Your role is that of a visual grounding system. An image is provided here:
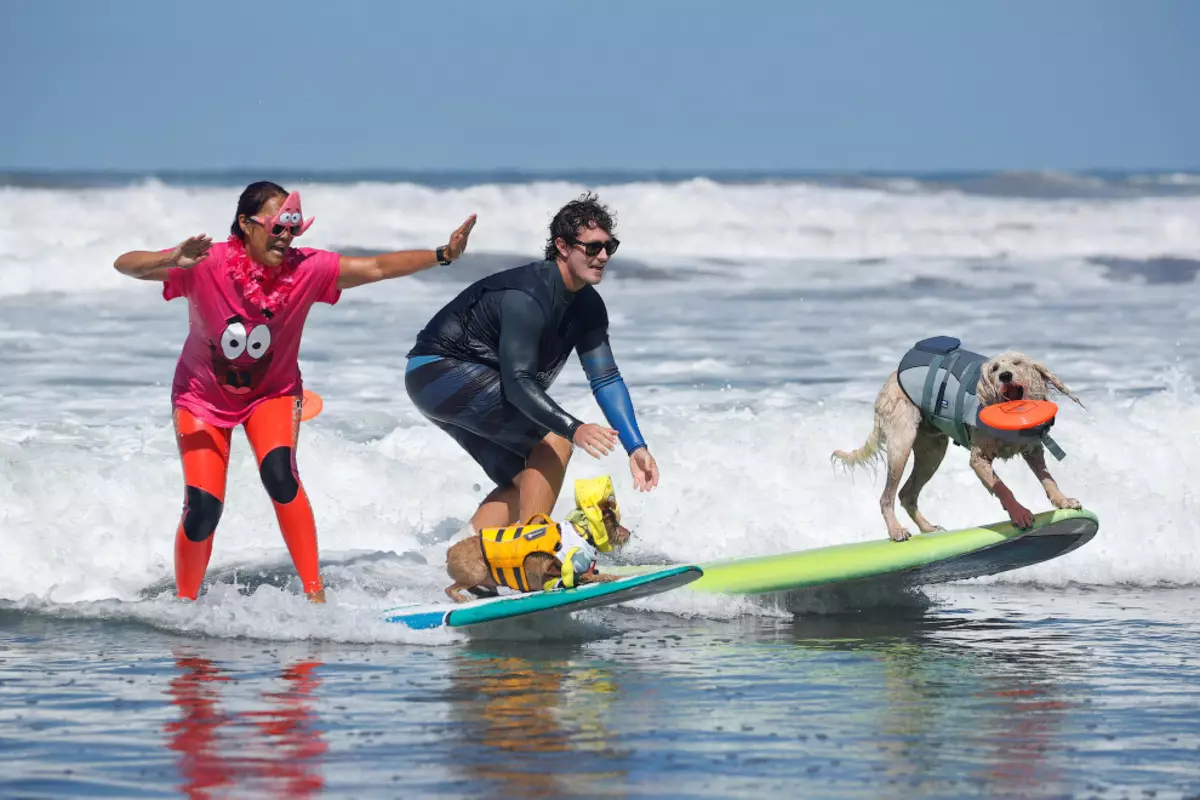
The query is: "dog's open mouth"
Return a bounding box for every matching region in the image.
[1001,383,1025,401]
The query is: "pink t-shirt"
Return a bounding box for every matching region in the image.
[162,241,342,427]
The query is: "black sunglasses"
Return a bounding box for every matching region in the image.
[567,236,620,257]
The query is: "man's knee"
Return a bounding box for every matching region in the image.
[539,432,574,462]
[182,486,223,542]
[259,446,300,503]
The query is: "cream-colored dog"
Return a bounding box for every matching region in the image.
[833,338,1084,541]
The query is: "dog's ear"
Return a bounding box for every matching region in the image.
[977,360,1003,404]
[1034,361,1085,408]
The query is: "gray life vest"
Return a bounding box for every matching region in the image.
[896,336,1065,460]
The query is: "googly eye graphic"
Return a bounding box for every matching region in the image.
[246,324,271,360]
[221,321,248,359]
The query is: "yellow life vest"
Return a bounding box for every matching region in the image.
[571,475,620,552]
[480,514,562,592]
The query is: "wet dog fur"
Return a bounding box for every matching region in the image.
[833,349,1084,541]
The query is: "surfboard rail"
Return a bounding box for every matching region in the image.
[383,565,703,629]
[621,508,1099,596]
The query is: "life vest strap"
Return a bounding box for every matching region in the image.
[936,351,963,442]
[1042,433,1066,461]
[920,353,945,427]
[508,566,528,592]
[952,360,980,448]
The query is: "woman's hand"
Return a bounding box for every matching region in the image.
[442,215,477,261]
[169,235,213,269]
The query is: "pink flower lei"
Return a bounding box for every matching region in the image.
[225,235,301,315]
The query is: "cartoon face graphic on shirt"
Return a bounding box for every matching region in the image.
[209,315,273,394]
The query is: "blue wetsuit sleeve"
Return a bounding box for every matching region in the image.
[577,330,647,454]
[498,290,582,440]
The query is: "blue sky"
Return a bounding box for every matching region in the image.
[2,0,1197,172]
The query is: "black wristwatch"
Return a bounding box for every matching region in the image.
[435,246,453,266]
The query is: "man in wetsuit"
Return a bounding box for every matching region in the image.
[405,193,659,531]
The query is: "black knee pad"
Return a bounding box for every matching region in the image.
[182,487,223,542]
[259,446,300,504]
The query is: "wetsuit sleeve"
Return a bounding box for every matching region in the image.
[498,290,582,440]
[577,328,647,454]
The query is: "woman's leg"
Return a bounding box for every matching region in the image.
[173,408,232,600]
[243,395,325,602]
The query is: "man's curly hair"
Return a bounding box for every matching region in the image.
[544,192,617,261]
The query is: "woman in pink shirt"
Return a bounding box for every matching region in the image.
[115,181,476,603]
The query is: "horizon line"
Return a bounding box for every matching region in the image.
[3,165,1199,178]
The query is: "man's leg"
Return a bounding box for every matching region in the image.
[460,434,572,597]
[515,432,574,521]
[464,432,573,529]
[422,420,525,531]
[405,357,571,528]
[470,484,520,531]
[407,358,518,530]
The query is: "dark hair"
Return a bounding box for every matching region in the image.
[229,180,288,240]
[544,192,617,261]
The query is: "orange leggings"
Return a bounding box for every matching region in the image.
[173,395,322,600]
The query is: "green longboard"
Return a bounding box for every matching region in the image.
[625,508,1098,596]
[383,565,703,630]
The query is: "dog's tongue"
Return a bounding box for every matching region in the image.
[1002,384,1025,401]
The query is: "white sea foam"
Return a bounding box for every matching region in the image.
[0,178,1194,641]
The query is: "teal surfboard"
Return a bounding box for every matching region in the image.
[383,565,703,630]
[623,508,1098,596]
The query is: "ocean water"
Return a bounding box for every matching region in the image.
[1,171,1198,797]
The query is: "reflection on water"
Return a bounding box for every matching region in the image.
[2,588,1199,798]
[785,607,1075,794]
[447,649,628,797]
[164,648,327,799]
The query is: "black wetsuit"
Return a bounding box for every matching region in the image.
[405,260,645,487]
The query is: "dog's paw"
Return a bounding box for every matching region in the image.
[887,526,913,542]
[577,572,620,586]
[1005,504,1035,530]
[1053,496,1082,510]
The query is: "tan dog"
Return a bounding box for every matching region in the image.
[833,339,1084,541]
[444,478,631,603]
